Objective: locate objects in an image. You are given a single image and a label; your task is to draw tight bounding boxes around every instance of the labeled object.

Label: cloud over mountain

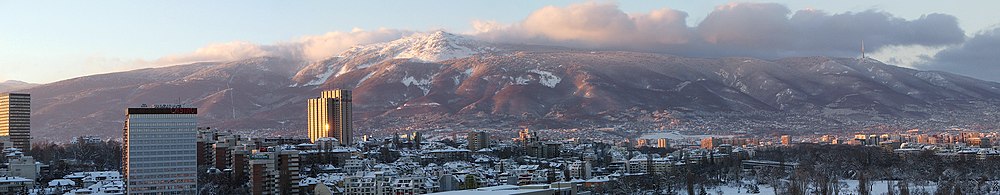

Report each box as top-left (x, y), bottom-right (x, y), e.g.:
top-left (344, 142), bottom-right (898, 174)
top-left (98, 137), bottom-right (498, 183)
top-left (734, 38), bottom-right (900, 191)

top-left (83, 2), bottom-right (983, 83)
top-left (473, 2), bottom-right (691, 49)
top-left (918, 26), bottom-right (1000, 82)
top-left (152, 28), bottom-right (413, 66)
top-left (296, 28), bottom-right (413, 61)
top-left (472, 2), bottom-right (965, 59)
top-left (155, 41), bottom-right (276, 65)
top-left (142, 2), bottom-right (968, 66)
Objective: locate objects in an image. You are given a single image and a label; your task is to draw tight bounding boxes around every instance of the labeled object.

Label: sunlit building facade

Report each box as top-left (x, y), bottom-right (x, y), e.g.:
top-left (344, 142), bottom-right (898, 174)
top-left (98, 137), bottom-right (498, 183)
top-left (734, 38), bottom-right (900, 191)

top-left (307, 89), bottom-right (352, 145)
top-left (0, 93), bottom-right (30, 151)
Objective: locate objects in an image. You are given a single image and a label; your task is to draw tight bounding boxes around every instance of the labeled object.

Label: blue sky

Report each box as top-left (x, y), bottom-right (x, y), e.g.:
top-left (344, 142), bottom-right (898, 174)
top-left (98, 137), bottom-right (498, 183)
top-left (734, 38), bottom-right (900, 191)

top-left (2, 1), bottom-right (999, 83)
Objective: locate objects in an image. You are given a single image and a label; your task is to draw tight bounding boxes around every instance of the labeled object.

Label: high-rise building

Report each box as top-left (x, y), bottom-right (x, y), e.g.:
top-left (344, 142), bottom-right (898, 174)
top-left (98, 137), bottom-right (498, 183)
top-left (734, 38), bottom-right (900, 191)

top-left (781, 135), bottom-right (792, 146)
top-left (567, 160), bottom-right (592, 179)
top-left (468, 131), bottom-right (489, 151)
top-left (0, 93), bottom-right (30, 150)
top-left (518, 128), bottom-right (536, 142)
top-left (411, 131), bottom-right (423, 149)
top-left (249, 149), bottom-right (301, 195)
top-left (636, 139), bottom-right (649, 147)
top-left (820, 135), bottom-right (836, 143)
top-left (308, 89), bottom-right (352, 145)
top-left (657, 138), bottom-right (670, 148)
top-left (123, 106), bottom-right (198, 194)
top-left (701, 137), bottom-right (720, 149)
top-left (542, 141), bottom-right (562, 158)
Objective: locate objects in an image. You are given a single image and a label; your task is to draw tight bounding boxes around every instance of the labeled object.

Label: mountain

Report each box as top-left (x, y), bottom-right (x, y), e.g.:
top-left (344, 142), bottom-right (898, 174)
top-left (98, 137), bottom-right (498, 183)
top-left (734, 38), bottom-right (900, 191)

top-left (25, 31), bottom-right (1000, 141)
top-left (0, 80), bottom-right (39, 93)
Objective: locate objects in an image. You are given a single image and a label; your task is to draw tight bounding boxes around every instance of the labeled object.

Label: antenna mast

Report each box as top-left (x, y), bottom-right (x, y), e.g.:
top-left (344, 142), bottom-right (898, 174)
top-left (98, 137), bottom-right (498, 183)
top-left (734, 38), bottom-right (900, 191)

top-left (861, 40), bottom-right (865, 59)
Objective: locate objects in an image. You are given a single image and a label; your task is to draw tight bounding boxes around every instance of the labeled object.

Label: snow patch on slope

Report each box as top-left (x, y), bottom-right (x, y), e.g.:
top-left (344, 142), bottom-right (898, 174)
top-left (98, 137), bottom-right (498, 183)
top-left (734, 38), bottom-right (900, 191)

top-left (356, 62), bottom-right (376, 69)
top-left (452, 68), bottom-right (475, 86)
top-left (303, 65), bottom-right (339, 86)
top-left (528, 69), bottom-right (561, 88)
top-left (915, 72), bottom-right (952, 87)
top-left (401, 75), bottom-right (433, 95)
top-left (674, 81), bottom-right (692, 91)
top-left (514, 76), bottom-right (531, 85)
top-left (357, 71), bottom-right (376, 87)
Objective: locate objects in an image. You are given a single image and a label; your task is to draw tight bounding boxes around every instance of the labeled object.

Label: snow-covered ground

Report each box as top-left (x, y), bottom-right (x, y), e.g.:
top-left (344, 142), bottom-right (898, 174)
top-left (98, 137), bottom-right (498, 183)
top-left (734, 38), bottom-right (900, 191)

top-left (680, 180), bottom-right (938, 195)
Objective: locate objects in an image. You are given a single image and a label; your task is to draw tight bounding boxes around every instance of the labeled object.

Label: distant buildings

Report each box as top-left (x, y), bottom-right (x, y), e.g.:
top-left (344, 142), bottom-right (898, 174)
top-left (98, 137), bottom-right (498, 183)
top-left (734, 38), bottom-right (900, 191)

top-left (0, 176), bottom-right (33, 194)
top-left (308, 89), bottom-right (353, 145)
top-left (57, 171), bottom-right (124, 194)
top-left (781, 135), bottom-right (791, 146)
top-left (700, 137), bottom-right (719, 149)
top-left (656, 138), bottom-right (669, 148)
top-left (518, 128), bottom-right (537, 143)
top-left (567, 161), bottom-right (592, 179)
top-left (249, 149), bottom-right (301, 195)
top-left (468, 131), bottom-right (489, 151)
top-left (819, 135), bottom-right (838, 144)
top-left (411, 131), bottom-right (423, 149)
top-left (699, 137), bottom-right (758, 149)
top-left (123, 106), bottom-right (198, 194)
top-left (0, 93), bottom-right (30, 150)
top-left (636, 139), bottom-right (649, 147)
top-left (3, 150), bottom-right (45, 181)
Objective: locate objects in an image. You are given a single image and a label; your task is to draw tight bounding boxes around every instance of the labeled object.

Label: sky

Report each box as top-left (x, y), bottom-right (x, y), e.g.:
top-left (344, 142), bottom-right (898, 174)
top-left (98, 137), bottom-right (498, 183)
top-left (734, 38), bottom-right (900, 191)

top-left (2, 1), bottom-right (1000, 83)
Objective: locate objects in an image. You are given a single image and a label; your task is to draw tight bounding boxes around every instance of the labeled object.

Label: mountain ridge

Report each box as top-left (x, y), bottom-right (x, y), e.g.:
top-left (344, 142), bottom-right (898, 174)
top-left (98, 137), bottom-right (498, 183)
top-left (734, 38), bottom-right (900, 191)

top-left (0, 80), bottom-right (40, 93)
top-left (19, 31), bottom-right (1000, 141)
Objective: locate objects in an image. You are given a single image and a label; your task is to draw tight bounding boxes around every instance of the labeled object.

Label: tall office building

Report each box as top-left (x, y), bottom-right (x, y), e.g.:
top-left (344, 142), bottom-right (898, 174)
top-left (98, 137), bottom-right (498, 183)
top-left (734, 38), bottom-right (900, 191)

top-left (701, 137), bottom-right (720, 149)
top-left (781, 135), bottom-right (792, 146)
top-left (411, 131), bottom-right (423, 149)
top-left (656, 138), bottom-right (670, 148)
top-left (307, 89), bottom-right (352, 145)
top-left (123, 106), bottom-right (198, 194)
top-left (0, 93), bottom-right (30, 151)
top-left (467, 131), bottom-right (489, 151)
top-left (636, 139), bottom-right (649, 147)
top-left (249, 149), bottom-right (301, 195)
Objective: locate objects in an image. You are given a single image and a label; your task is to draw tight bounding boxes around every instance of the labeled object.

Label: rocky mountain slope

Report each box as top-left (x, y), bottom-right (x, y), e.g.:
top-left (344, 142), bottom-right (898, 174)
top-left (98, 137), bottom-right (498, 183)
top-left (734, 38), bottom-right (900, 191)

top-left (22, 31), bottom-right (1000, 141)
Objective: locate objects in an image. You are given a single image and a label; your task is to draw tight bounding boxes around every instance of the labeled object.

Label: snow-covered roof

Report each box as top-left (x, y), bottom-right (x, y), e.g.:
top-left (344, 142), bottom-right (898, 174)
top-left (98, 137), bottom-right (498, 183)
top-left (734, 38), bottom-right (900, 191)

top-left (48, 179), bottom-right (75, 186)
top-left (0, 176), bottom-right (32, 183)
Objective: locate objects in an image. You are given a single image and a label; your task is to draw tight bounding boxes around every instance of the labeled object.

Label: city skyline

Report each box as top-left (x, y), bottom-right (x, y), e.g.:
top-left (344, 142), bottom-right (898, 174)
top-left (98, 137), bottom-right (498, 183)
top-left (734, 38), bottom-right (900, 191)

top-left (2, 1), bottom-right (1000, 194)
top-left (3, 1), bottom-right (1000, 83)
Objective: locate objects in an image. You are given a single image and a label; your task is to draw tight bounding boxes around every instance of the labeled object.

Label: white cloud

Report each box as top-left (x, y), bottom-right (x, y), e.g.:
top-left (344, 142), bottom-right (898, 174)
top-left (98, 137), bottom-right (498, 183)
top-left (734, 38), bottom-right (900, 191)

top-left (473, 2), bottom-right (690, 49)
top-left (154, 41), bottom-right (272, 65)
top-left (297, 28), bottom-right (412, 61)
top-left (76, 2), bottom-right (978, 82)
top-left (918, 26), bottom-right (1000, 81)
top-left (471, 2), bottom-right (965, 59)
top-left (145, 28), bottom-right (413, 67)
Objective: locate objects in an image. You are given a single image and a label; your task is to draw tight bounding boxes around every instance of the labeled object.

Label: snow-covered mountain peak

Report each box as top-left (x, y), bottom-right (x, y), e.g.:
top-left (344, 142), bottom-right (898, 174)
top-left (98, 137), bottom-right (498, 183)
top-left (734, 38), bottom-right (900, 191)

top-left (343, 30), bottom-right (500, 62)
top-left (293, 31), bottom-right (503, 87)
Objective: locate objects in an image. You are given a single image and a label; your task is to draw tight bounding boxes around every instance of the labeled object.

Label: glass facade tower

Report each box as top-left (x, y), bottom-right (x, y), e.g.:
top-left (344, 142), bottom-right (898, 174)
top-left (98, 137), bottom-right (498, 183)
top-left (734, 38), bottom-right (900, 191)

top-left (123, 106), bottom-right (198, 194)
top-left (307, 89), bottom-right (352, 145)
top-left (0, 93), bottom-right (30, 151)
